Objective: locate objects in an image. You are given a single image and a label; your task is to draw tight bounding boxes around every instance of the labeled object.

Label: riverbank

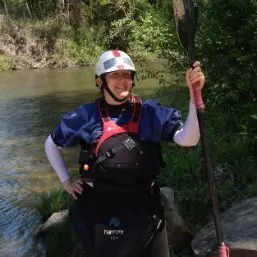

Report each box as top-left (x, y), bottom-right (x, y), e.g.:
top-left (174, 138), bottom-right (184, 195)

top-left (0, 13), bottom-right (169, 71)
top-left (0, 16), bottom-right (100, 71)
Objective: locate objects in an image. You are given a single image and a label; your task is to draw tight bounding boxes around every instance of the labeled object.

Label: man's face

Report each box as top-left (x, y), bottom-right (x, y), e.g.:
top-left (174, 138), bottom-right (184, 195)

top-left (105, 70), bottom-right (133, 100)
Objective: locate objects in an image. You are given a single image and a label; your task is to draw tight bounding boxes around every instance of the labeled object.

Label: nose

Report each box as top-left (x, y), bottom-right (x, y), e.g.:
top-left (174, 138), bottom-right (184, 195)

top-left (116, 76), bottom-right (131, 83)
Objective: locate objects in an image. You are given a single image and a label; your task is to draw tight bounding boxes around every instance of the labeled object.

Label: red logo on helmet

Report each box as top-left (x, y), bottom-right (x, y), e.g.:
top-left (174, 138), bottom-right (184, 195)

top-left (112, 50), bottom-right (121, 57)
top-left (117, 65), bottom-right (124, 70)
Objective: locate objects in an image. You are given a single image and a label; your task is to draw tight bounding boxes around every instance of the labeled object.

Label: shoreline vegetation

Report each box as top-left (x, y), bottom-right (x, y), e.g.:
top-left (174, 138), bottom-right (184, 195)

top-left (0, 16), bottom-right (102, 71)
top-left (0, 1), bottom-right (177, 71)
top-left (2, 1), bottom-right (256, 256)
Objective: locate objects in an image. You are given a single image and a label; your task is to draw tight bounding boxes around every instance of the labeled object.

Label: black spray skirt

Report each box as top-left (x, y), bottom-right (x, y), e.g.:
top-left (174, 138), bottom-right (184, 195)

top-left (69, 182), bottom-right (164, 257)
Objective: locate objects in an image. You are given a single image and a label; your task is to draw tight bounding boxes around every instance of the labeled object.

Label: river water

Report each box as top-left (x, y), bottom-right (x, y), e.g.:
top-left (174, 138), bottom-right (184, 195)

top-left (0, 65), bottom-right (162, 257)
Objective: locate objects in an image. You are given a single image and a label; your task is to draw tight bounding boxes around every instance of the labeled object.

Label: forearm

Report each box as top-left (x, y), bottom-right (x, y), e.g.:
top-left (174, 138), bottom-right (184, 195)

top-left (173, 102), bottom-right (200, 146)
top-left (44, 134), bottom-right (70, 182)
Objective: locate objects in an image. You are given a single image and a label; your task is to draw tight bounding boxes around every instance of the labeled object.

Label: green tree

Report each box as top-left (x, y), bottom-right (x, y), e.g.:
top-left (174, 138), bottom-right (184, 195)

top-left (199, 0), bottom-right (257, 106)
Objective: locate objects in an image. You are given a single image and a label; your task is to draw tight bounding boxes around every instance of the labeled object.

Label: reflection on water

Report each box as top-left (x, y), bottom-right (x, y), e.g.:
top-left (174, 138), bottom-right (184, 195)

top-left (0, 65), bottom-right (162, 256)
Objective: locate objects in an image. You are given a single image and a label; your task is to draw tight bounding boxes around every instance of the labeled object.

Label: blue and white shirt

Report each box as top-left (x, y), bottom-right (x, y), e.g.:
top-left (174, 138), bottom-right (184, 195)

top-left (52, 99), bottom-right (182, 147)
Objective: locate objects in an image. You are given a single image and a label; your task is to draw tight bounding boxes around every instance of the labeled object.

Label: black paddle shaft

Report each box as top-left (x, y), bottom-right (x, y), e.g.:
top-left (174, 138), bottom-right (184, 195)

top-left (172, 0), bottom-right (224, 244)
top-left (196, 109), bottom-right (224, 244)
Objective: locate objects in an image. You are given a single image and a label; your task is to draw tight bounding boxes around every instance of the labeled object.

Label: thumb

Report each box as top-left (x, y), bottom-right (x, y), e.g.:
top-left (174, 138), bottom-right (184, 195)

top-left (186, 68), bottom-right (192, 80)
top-left (192, 61), bottom-right (201, 68)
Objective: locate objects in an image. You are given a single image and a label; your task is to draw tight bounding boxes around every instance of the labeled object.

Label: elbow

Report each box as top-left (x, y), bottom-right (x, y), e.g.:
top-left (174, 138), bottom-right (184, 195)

top-left (188, 141), bottom-right (199, 147)
top-left (188, 133), bottom-right (200, 146)
top-left (180, 134), bottom-right (200, 147)
top-left (182, 141), bottom-right (199, 147)
top-left (186, 127), bottom-right (200, 146)
top-left (190, 134), bottom-right (200, 146)
top-left (173, 128), bottom-right (200, 147)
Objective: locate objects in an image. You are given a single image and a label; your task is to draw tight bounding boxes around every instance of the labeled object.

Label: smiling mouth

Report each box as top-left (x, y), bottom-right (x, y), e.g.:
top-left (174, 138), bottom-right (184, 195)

top-left (115, 87), bottom-right (128, 91)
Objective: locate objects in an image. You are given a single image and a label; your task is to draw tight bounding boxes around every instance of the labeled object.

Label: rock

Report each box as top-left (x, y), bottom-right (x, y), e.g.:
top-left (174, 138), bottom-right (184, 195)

top-left (191, 197), bottom-right (257, 257)
top-left (160, 187), bottom-right (192, 247)
top-left (34, 210), bottom-right (68, 237)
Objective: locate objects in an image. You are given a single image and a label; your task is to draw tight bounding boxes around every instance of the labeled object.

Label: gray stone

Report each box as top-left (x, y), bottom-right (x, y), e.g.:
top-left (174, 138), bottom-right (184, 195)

top-left (191, 197), bottom-right (257, 257)
top-left (160, 187), bottom-right (192, 247)
top-left (34, 210), bottom-right (68, 237)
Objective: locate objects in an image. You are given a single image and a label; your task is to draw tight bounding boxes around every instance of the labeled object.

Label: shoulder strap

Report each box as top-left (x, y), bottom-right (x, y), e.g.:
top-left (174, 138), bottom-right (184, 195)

top-left (127, 95), bottom-right (142, 133)
top-left (98, 97), bottom-right (110, 122)
top-left (95, 96), bottom-right (143, 155)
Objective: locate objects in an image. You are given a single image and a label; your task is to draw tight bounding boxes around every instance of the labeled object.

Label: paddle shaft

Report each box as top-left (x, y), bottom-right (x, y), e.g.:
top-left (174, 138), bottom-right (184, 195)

top-left (186, 0), bottom-right (225, 244)
top-left (195, 102), bottom-right (224, 244)
top-left (173, 0), bottom-right (226, 245)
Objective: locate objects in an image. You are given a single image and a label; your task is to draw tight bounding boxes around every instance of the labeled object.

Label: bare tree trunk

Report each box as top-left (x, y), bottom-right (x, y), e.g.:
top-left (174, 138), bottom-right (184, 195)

top-left (25, 1), bottom-right (32, 19)
top-left (2, 0), bottom-right (9, 17)
top-left (57, 0), bottom-right (65, 12)
top-left (38, 1), bottom-right (43, 18)
top-left (70, 0), bottom-right (80, 30)
top-left (67, 0), bottom-right (70, 22)
top-left (55, 0), bottom-right (65, 25)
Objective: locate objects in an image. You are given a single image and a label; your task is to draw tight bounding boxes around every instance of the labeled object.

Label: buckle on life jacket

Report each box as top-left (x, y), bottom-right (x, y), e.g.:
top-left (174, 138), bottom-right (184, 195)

top-left (94, 148), bottom-right (117, 166)
top-left (106, 148), bottom-right (116, 158)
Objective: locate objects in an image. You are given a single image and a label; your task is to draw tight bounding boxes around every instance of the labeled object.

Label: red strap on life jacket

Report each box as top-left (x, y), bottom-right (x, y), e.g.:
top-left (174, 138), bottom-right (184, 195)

top-left (95, 96), bottom-right (142, 155)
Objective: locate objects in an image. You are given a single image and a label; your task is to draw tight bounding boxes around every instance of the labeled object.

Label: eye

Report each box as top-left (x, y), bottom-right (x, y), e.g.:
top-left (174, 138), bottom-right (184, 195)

top-left (110, 73), bottom-right (119, 79)
top-left (114, 74), bottom-right (120, 79)
top-left (124, 73), bottom-right (131, 79)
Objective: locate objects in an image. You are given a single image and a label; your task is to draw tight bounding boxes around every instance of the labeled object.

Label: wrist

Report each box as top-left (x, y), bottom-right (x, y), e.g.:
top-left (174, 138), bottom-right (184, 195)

top-left (62, 178), bottom-right (72, 186)
top-left (189, 90), bottom-right (195, 104)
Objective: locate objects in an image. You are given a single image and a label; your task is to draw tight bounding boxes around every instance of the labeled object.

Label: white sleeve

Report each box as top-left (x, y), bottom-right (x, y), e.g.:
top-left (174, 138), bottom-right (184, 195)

top-left (44, 134), bottom-right (70, 182)
top-left (173, 102), bottom-right (200, 146)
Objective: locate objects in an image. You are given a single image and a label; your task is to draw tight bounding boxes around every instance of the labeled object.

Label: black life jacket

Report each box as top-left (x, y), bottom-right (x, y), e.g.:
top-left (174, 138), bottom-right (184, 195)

top-left (79, 95), bottom-right (165, 187)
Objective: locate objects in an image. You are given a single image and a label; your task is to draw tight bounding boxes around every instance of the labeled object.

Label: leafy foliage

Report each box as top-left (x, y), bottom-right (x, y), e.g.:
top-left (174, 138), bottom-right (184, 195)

top-left (1, 0), bottom-right (181, 59)
top-left (197, 1), bottom-right (257, 195)
top-left (199, 0), bottom-right (257, 107)
top-left (0, 54), bottom-right (13, 71)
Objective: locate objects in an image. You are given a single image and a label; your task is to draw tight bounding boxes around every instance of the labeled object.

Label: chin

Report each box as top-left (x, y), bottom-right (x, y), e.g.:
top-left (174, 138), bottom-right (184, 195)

top-left (116, 92), bottom-right (130, 99)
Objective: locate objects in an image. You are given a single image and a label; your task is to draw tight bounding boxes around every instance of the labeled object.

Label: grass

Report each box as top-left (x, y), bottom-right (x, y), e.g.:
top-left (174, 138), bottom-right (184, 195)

top-left (35, 185), bottom-right (76, 257)
top-left (36, 187), bottom-right (72, 221)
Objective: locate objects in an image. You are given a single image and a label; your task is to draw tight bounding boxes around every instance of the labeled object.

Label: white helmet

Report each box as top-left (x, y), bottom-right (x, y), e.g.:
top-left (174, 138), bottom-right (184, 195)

top-left (95, 50), bottom-right (136, 77)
